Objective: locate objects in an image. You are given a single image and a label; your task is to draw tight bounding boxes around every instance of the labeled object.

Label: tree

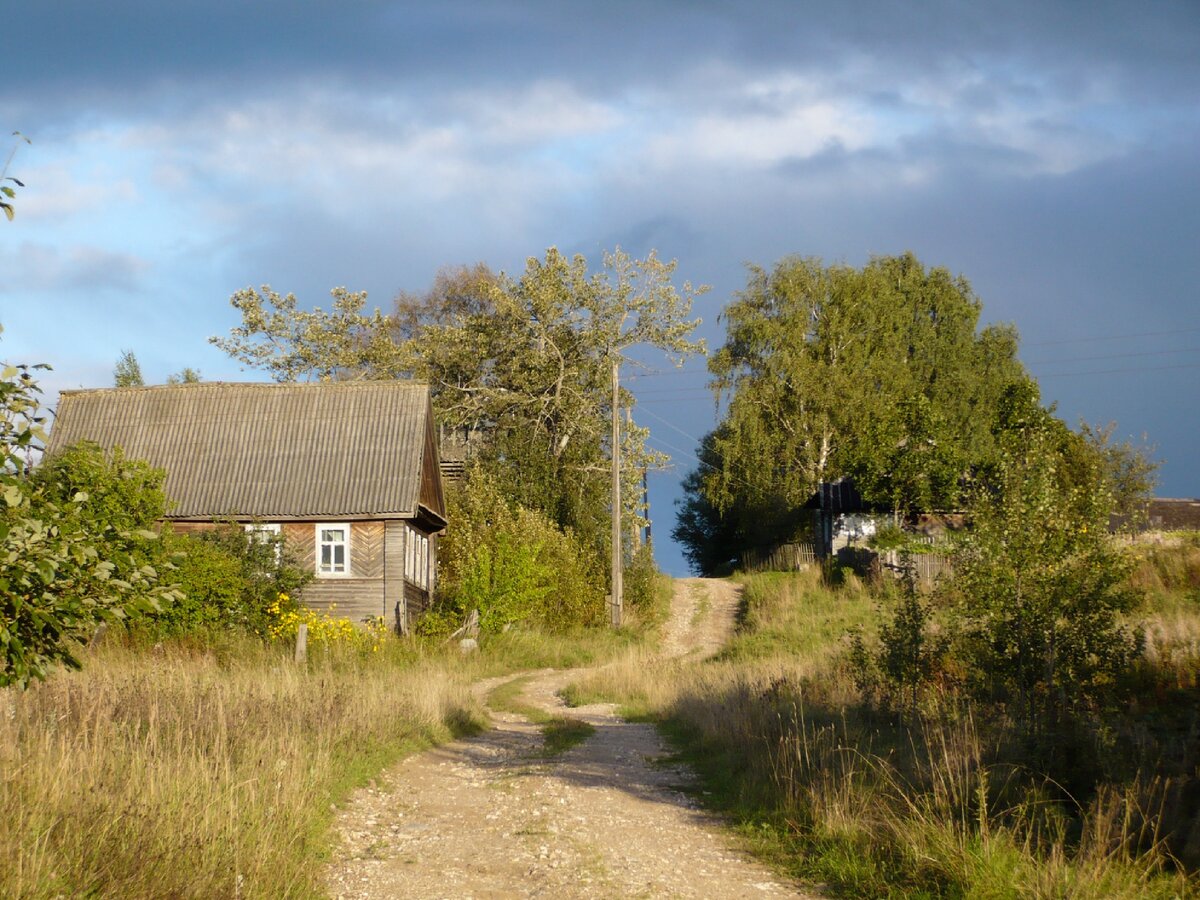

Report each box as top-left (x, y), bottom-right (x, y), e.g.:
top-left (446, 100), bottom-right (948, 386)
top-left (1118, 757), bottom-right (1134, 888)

top-left (167, 367), bottom-right (202, 385)
top-left (212, 248), bottom-right (707, 558)
top-left (671, 431), bottom-right (740, 575)
top-left (690, 253), bottom-right (1030, 559)
top-left (1078, 420), bottom-right (1157, 527)
top-left (113, 349), bottom-right (144, 387)
top-left (399, 248), bottom-right (706, 549)
top-left (951, 384), bottom-right (1140, 736)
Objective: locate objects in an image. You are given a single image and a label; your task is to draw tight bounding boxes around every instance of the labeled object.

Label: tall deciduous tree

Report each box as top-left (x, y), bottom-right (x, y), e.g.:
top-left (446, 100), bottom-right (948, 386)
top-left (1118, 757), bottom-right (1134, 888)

top-left (211, 248), bottom-right (706, 554)
top-left (695, 253), bottom-right (1029, 552)
top-left (398, 248), bottom-right (706, 549)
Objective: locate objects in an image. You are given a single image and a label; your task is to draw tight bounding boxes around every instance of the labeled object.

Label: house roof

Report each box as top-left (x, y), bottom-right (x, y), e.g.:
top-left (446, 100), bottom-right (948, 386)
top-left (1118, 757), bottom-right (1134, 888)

top-left (46, 381), bottom-right (444, 522)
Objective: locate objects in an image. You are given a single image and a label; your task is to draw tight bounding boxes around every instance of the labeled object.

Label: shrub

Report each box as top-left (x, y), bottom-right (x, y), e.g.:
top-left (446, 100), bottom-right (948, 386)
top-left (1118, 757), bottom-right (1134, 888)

top-left (951, 407), bottom-right (1140, 739)
top-left (150, 524), bottom-right (312, 637)
top-left (624, 541), bottom-right (659, 611)
top-left (266, 595), bottom-right (389, 653)
top-left (430, 468), bottom-right (604, 634)
top-left (1, 381), bottom-right (180, 687)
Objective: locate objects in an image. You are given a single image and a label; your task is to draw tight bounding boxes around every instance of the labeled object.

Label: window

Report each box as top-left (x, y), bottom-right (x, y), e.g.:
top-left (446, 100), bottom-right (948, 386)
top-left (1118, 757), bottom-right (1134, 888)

top-left (405, 525), bottom-right (430, 590)
top-left (316, 523), bottom-right (350, 576)
top-left (244, 523), bottom-right (282, 563)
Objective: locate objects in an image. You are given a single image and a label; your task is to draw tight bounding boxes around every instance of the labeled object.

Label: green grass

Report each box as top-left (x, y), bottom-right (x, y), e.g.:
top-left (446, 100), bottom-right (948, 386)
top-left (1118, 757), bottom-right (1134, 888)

top-left (570, 565), bottom-right (1200, 899)
top-left (0, 618), bottom-right (639, 899)
top-left (486, 675), bottom-right (597, 757)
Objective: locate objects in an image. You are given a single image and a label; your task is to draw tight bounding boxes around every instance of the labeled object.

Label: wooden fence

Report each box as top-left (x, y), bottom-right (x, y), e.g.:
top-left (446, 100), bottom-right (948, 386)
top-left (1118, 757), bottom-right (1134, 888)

top-left (741, 542), bottom-right (818, 572)
top-left (740, 541), bottom-right (954, 585)
top-left (879, 550), bottom-right (954, 585)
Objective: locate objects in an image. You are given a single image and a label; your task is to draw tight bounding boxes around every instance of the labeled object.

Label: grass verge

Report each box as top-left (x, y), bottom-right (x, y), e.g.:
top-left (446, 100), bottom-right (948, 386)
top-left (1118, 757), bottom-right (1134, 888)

top-left (487, 675), bottom-right (597, 757)
top-left (568, 567), bottom-right (1200, 898)
top-left (0, 620), bottom-right (633, 899)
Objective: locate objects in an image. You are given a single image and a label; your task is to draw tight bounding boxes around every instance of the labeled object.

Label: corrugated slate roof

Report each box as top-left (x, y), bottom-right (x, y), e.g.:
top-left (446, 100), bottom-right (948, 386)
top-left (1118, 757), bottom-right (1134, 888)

top-left (46, 381), bottom-right (435, 520)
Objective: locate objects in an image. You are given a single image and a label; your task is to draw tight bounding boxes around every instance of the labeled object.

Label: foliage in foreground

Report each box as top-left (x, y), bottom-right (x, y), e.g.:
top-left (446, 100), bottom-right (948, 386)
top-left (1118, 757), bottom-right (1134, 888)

top-left (568, 566), bottom-right (1199, 898)
top-left (1, 371), bottom-right (181, 687)
top-left (0, 616), bottom-right (649, 899)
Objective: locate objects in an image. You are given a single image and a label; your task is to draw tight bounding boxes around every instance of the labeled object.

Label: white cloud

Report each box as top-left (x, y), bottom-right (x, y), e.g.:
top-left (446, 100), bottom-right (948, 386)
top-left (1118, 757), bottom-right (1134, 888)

top-left (0, 241), bottom-right (150, 293)
top-left (18, 161), bottom-right (140, 222)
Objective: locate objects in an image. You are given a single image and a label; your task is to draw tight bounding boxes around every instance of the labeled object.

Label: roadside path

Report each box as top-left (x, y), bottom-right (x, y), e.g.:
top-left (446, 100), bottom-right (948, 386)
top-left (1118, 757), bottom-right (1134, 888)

top-left (325, 579), bottom-right (817, 899)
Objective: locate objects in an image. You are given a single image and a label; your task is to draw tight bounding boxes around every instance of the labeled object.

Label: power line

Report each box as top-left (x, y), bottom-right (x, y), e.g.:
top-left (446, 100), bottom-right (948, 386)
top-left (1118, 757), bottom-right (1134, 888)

top-left (1038, 361), bottom-right (1200, 379)
top-left (1025, 326), bottom-right (1200, 347)
top-left (636, 404), bottom-right (706, 446)
top-left (636, 393), bottom-right (714, 404)
top-left (1025, 346), bottom-right (1200, 366)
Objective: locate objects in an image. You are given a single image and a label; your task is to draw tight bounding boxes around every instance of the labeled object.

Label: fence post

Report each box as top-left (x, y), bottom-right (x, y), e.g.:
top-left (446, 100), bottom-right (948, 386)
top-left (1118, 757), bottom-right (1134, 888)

top-left (294, 623), bottom-right (308, 664)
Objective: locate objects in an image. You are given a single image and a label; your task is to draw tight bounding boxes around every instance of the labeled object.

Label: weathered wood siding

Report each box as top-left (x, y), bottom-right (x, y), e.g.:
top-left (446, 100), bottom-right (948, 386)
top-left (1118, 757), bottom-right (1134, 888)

top-left (419, 413), bottom-right (446, 520)
top-left (165, 518), bottom-right (421, 626)
top-left (352, 522), bottom-right (384, 579)
top-left (286, 521), bottom-right (389, 621)
top-left (385, 521), bottom-right (408, 631)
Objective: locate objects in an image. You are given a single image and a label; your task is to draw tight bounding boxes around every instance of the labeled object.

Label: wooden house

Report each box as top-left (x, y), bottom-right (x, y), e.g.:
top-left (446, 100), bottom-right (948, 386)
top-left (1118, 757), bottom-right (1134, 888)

top-left (45, 381), bottom-right (447, 631)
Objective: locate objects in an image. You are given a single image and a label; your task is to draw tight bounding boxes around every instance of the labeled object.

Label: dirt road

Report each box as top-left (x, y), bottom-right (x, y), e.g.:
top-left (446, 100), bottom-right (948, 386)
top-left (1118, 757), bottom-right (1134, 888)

top-left (325, 579), bottom-right (815, 899)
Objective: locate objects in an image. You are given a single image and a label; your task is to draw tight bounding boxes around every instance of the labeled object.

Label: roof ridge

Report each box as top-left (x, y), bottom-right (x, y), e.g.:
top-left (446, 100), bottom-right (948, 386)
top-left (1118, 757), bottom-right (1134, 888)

top-left (59, 380), bottom-right (429, 395)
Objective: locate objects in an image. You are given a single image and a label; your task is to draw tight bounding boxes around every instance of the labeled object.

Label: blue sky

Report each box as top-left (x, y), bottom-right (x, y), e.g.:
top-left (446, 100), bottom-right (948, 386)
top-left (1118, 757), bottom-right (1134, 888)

top-left (3, 1), bottom-right (1198, 575)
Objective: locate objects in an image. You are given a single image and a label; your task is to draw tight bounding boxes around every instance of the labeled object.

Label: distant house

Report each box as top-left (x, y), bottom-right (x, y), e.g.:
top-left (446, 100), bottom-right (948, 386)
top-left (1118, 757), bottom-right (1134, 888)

top-left (45, 381), bottom-right (447, 632)
top-left (812, 478), bottom-right (881, 558)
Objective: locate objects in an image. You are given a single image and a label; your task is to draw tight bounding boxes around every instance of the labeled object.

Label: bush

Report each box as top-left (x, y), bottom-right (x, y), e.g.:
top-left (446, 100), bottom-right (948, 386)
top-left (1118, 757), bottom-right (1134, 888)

top-left (1, 387), bottom-right (181, 687)
top-left (266, 597), bottom-right (389, 653)
top-left (950, 406), bottom-right (1140, 740)
top-left (150, 524), bottom-right (312, 637)
top-left (429, 468), bottom-right (605, 634)
top-left (624, 541), bottom-right (659, 611)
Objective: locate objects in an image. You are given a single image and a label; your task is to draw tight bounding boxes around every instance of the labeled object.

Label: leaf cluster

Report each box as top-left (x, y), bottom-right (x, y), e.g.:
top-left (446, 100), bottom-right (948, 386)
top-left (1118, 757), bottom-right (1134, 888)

top-left (427, 467), bottom-right (605, 635)
top-left (1, 382), bottom-right (182, 686)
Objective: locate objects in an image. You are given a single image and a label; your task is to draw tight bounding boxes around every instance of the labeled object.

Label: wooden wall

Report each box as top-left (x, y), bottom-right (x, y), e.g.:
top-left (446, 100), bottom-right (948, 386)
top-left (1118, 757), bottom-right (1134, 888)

top-left (168, 519), bottom-right (413, 626)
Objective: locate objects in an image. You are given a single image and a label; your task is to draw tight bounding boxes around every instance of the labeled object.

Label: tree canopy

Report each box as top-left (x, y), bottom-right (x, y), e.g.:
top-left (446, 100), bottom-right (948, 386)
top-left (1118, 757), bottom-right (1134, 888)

top-left (678, 253), bottom-right (1033, 570)
top-left (213, 247), bottom-right (706, 560)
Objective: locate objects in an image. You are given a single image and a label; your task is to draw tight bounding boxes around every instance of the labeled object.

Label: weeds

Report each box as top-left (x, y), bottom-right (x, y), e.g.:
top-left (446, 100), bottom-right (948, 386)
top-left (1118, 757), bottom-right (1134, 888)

top-left (0, 620), bottom-right (636, 899)
top-left (571, 568), bottom-right (1199, 898)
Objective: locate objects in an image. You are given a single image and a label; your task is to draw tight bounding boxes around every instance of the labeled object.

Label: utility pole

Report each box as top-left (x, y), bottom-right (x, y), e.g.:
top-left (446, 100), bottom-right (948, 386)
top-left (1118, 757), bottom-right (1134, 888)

top-left (627, 407), bottom-right (642, 552)
top-left (643, 467), bottom-right (651, 547)
top-left (610, 356), bottom-right (623, 627)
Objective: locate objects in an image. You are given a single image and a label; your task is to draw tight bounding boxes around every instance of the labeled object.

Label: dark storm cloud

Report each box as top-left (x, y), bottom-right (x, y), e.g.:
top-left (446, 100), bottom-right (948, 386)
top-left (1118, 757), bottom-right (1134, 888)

top-left (8, 0), bottom-right (1198, 128)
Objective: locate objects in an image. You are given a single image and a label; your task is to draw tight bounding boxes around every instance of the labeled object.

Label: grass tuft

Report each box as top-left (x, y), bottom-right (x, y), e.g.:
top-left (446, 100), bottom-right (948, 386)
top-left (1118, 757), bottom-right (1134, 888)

top-left (570, 569), bottom-right (1200, 898)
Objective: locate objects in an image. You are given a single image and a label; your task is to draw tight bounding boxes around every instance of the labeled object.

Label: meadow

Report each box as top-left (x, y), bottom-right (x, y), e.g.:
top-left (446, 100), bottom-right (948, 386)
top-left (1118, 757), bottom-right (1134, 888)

top-left (566, 537), bottom-right (1200, 898)
top-left (0, 625), bottom-right (643, 899)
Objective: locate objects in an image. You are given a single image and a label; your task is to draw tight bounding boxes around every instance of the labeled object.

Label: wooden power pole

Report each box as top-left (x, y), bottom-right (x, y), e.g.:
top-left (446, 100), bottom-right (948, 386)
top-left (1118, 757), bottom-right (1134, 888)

top-left (610, 356), bottom-right (623, 627)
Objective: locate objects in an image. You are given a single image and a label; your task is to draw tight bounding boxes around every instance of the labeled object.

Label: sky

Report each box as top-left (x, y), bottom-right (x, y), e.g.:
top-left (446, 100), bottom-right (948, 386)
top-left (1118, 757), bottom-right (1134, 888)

top-left (2, 1), bottom-right (1198, 576)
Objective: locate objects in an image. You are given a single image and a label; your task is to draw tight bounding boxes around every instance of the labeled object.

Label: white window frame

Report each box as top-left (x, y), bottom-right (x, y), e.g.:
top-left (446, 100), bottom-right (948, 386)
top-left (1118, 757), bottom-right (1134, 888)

top-left (244, 522), bottom-right (282, 563)
top-left (405, 524), bottom-right (430, 590)
top-left (316, 523), bottom-right (351, 577)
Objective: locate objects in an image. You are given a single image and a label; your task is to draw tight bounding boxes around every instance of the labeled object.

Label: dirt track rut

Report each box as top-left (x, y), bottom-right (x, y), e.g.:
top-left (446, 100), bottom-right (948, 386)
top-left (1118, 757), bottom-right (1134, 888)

top-left (325, 578), bottom-right (817, 899)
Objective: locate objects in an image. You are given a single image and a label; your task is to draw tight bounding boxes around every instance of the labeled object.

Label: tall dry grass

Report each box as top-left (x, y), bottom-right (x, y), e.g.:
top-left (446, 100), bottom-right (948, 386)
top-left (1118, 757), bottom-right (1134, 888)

top-left (567, 567), bottom-right (1199, 897)
top-left (0, 635), bottom-right (485, 899)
